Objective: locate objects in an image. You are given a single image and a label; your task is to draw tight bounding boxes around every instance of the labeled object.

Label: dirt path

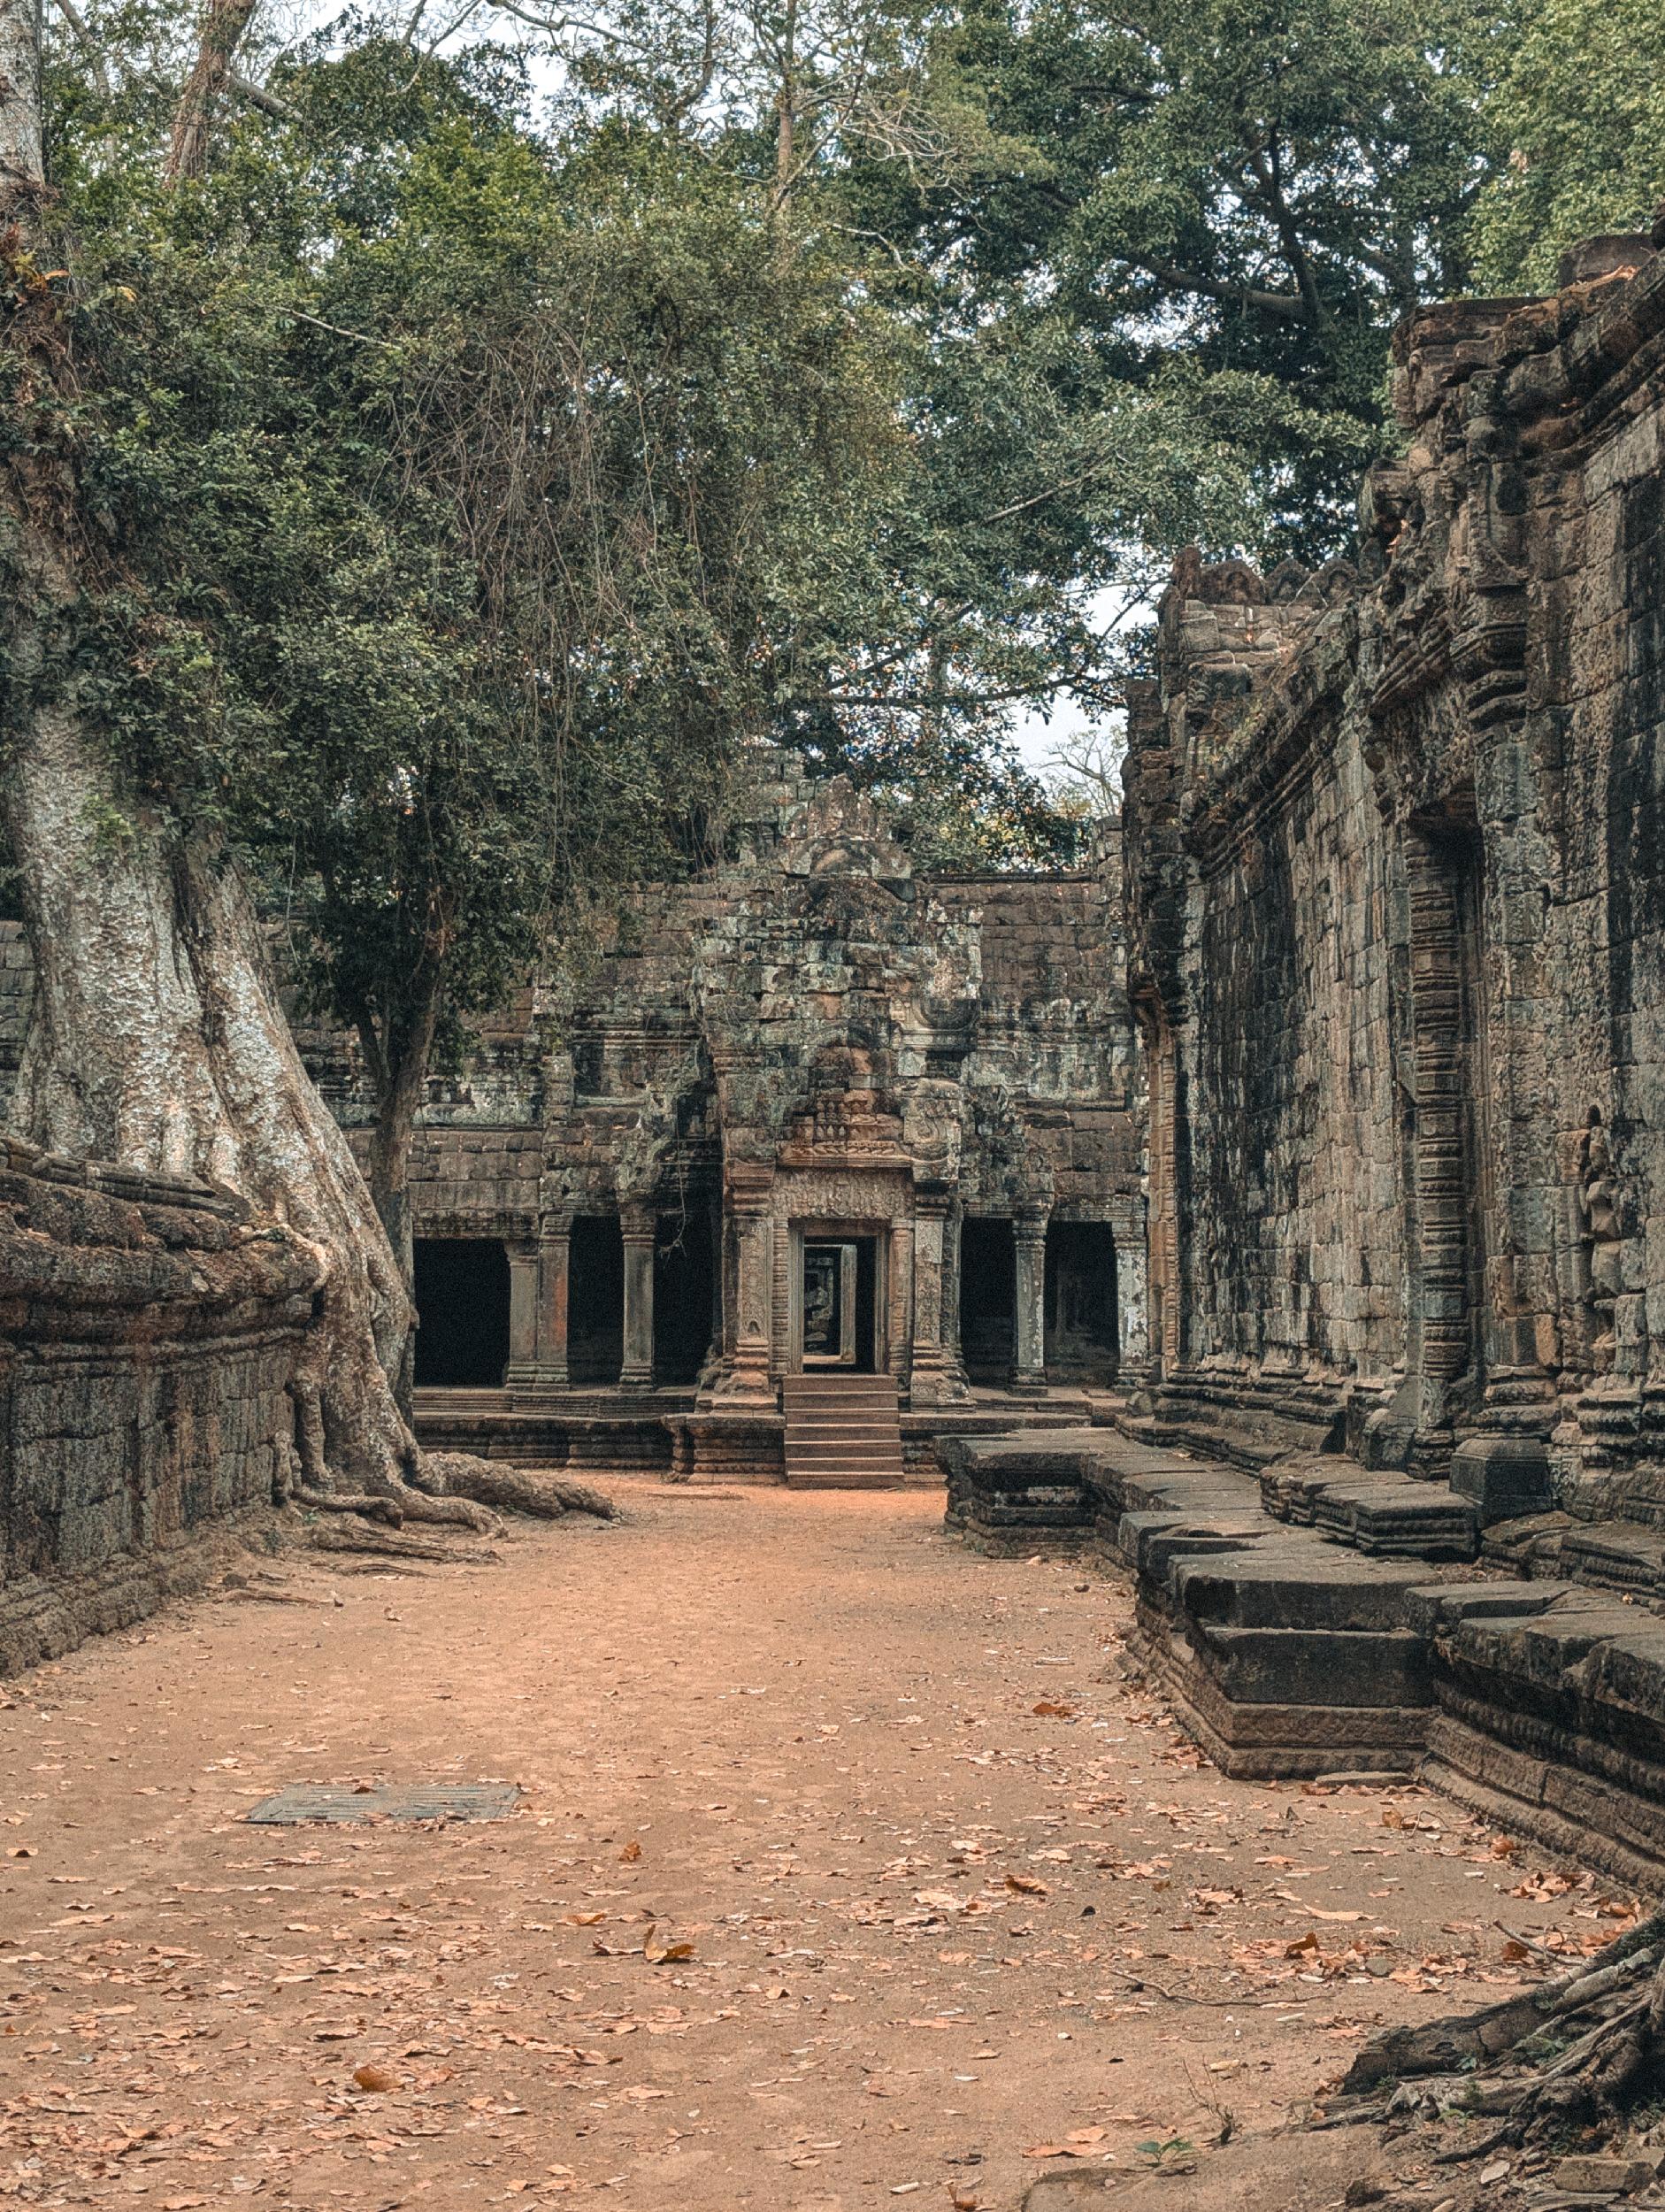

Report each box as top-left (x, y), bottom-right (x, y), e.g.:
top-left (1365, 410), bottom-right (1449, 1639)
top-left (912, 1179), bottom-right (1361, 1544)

top-left (0, 1485), bottom-right (1639, 2209)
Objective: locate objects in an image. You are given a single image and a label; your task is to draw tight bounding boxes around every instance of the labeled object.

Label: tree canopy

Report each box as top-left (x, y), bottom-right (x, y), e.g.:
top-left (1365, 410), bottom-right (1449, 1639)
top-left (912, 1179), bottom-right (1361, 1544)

top-left (14, 0), bottom-right (1662, 1164)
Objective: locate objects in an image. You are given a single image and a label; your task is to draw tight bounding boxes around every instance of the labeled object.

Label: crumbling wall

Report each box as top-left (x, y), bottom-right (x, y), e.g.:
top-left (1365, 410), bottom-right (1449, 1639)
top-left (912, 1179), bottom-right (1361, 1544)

top-left (0, 1138), bottom-right (318, 1671)
top-left (1124, 225), bottom-right (1665, 1504)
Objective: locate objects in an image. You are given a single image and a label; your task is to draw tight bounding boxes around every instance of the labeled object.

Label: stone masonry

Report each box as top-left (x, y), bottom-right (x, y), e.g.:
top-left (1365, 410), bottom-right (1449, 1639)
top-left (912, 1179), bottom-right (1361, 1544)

top-left (946, 223), bottom-right (1665, 1884)
top-left (0, 1139), bottom-right (318, 1672)
top-left (301, 751), bottom-right (1146, 1482)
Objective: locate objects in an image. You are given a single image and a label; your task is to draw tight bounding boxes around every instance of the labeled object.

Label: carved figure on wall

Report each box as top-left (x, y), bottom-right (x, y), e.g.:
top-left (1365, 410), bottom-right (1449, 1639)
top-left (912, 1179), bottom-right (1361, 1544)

top-left (1578, 1111), bottom-right (1627, 1375)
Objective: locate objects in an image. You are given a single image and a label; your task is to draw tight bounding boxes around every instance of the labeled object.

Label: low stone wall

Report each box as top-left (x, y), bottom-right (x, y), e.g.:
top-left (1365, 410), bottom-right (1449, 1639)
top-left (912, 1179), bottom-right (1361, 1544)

top-left (945, 1423), bottom-right (1665, 1885)
top-left (0, 1138), bottom-right (318, 1672)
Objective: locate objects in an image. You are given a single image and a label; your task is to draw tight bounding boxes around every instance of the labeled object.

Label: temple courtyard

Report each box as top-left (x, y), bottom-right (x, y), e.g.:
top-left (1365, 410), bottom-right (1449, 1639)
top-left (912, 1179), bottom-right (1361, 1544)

top-left (0, 1485), bottom-right (1642, 2211)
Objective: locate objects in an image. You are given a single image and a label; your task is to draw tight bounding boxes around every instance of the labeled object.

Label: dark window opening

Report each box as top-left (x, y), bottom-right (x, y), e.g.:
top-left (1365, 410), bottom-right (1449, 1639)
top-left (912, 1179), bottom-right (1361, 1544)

top-left (1045, 1222), bottom-right (1118, 1382)
top-left (960, 1218), bottom-right (1016, 1386)
top-left (655, 1209), bottom-right (717, 1386)
top-left (570, 1215), bottom-right (625, 1385)
top-left (413, 1239), bottom-right (510, 1387)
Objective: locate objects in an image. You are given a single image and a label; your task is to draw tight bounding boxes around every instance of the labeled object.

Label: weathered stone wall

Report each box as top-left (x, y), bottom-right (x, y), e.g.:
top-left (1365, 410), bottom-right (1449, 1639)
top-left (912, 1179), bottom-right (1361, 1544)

top-left (0, 1138), bottom-right (318, 1671)
top-left (293, 759), bottom-right (1147, 1421)
top-left (1124, 226), bottom-right (1665, 1506)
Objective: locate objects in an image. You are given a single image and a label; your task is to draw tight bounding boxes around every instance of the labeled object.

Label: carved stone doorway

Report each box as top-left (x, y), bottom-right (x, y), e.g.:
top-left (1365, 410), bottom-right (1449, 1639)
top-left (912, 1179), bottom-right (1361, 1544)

top-left (792, 1228), bottom-right (881, 1373)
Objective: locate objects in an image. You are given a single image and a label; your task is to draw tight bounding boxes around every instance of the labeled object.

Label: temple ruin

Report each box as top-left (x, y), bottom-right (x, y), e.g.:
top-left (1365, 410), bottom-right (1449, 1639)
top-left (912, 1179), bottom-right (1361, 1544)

top-left (950, 226), bottom-right (1665, 1884)
top-left (10, 227), bottom-right (1665, 1887)
top-left (303, 753), bottom-right (1146, 1485)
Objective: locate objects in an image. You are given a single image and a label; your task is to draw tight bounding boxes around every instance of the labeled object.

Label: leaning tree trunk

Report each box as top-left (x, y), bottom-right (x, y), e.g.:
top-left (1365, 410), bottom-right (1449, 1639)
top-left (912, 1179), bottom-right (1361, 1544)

top-left (0, 0), bottom-right (461, 1520)
top-left (0, 0), bottom-right (597, 1534)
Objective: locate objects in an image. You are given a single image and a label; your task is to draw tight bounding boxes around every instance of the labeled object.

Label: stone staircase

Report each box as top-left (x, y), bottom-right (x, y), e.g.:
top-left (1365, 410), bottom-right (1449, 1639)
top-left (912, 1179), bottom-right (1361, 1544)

top-left (781, 1373), bottom-right (906, 1487)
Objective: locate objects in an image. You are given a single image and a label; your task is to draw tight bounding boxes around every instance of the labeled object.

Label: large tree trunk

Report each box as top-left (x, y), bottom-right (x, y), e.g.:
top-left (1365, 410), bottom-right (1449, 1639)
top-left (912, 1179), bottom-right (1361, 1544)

top-left (0, 0), bottom-right (458, 1515)
top-left (362, 976), bottom-right (444, 1423)
top-left (1, 626), bottom-right (421, 1497)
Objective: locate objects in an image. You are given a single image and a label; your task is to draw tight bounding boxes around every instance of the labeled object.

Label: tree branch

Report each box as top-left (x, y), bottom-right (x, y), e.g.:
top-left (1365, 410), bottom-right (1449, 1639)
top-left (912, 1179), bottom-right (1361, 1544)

top-left (48, 0), bottom-right (111, 100)
top-left (1128, 254), bottom-right (1307, 320)
top-left (231, 70), bottom-right (295, 121)
top-left (165, 0), bottom-right (257, 185)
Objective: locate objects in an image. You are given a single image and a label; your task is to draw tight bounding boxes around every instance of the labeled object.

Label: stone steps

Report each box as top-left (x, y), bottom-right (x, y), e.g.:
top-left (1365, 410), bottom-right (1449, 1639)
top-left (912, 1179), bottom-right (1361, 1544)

top-left (939, 1419), bottom-right (1665, 1876)
top-left (781, 1374), bottom-right (905, 1487)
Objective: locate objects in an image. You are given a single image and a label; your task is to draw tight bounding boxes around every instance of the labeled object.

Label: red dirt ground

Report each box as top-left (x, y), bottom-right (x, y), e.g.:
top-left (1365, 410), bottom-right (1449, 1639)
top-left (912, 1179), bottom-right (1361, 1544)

top-left (0, 1483), bottom-right (1640, 2208)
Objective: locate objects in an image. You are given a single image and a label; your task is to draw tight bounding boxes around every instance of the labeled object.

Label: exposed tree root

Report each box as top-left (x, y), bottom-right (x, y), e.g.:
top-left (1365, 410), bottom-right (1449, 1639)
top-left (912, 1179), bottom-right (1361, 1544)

top-left (307, 1522), bottom-right (501, 1567)
top-left (391, 1484), bottom-right (502, 1537)
top-left (292, 1482), bottom-right (404, 1526)
top-left (417, 1450), bottom-right (616, 1521)
top-left (1332, 1908), bottom-right (1665, 2154)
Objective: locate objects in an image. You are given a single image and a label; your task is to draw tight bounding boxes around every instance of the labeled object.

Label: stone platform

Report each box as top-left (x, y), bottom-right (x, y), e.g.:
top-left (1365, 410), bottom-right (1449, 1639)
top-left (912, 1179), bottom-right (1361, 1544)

top-left (942, 1420), bottom-right (1665, 1885)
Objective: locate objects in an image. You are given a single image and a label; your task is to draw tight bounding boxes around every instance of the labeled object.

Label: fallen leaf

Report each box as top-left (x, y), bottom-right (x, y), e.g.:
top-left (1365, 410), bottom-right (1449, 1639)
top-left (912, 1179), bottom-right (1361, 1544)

top-left (642, 1924), bottom-right (694, 1964)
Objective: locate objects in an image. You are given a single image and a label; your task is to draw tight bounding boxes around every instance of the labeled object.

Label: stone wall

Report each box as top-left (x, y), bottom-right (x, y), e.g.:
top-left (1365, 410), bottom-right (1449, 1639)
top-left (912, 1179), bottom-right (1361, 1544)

top-left (1123, 224), bottom-right (1665, 1509)
top-left (0, 1138), bottom-right (318, 1671)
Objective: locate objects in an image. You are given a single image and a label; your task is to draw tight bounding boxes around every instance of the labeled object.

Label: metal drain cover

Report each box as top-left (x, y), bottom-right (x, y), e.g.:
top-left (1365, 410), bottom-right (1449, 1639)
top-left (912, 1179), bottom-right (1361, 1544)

top-left (246, 1782), bottom-right (521, 1825)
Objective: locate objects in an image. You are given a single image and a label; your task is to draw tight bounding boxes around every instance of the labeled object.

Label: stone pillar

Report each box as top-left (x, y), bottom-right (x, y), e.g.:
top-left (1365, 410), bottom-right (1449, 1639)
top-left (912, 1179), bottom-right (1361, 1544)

top-left (619, 1202), bottom-right (656, 1389)
top-left (706, 1164), bottom-right (777, 1406)
top-left (535, 1217), bottom-right (571, 1386)
top-left (1110, 1194), bottom-right (1150, 1383)
top-left (909, 1196), bottom-right (971, 1406)
top-left (942, 1204), bottom-right (964, 1375)
top-left (505, 1240), bottom-right (540, 1386)
top-left (1011, 1210), bottom-right (1049, 1397)
top-left (888, 1217), bottom-right (914, 1386)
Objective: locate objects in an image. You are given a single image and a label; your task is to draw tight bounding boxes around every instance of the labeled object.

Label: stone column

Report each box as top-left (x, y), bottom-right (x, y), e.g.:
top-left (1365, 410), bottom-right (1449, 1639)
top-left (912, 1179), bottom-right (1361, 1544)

top-left (942, 1204), bottom-right (964, 1375)
top-left (535, 1217), bottom-right (571, 1386)
top-left (705, 1164), bottom-right (777, 1405)
top-left (505, 1240), bottom-right (541, 1386)
top-left (1011, 1210), bottom-right (1049, 1397)
top-left (909, 1195), bottom-right (971, 1406)
top-left (619, 1202), bottom-right (656, 1389)
top-left (1116, 1223), bottom-right (1149, 1379)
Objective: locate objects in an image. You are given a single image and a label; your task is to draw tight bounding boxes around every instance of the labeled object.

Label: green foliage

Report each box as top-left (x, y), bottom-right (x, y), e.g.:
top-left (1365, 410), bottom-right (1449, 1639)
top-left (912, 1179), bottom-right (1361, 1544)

top-left (22, 0), bottom-right (1640, 938)
top-left (861, 0), bottom-right (1490, 555)
top-left (1466, 0), bottom-right (1665, 289)
top-left (27, 17), bottom-right (917, 1087)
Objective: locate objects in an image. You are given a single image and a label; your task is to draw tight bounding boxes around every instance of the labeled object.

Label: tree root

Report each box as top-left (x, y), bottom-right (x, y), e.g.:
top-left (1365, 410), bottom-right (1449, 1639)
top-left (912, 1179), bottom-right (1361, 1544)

top-left (293, 1482), bottom-right (403, 1526)
top-left (1335, 1909), bottom-right (1665, 2152)
top-left (308, 1522), bottom-right (500, 1566)
top-left (390, 1481), bottom-right (502, 1537)
top-left (416, 1449), bottom-right (616, 1521)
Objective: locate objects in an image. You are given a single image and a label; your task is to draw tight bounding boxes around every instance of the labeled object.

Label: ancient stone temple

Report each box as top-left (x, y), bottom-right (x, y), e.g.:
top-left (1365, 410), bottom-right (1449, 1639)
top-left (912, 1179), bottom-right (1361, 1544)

top-left (305, 752), bottom-right (1145, 1482)
top-left (948, 224), bottom-right (1665, 1885)
top-left (1121, 227), bottom-right (1665, 1515)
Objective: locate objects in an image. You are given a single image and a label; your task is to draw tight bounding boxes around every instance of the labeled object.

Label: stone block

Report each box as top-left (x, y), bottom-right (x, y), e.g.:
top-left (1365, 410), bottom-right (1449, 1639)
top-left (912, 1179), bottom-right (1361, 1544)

top-left (1450, 1437), bottom-right (1554, 1523)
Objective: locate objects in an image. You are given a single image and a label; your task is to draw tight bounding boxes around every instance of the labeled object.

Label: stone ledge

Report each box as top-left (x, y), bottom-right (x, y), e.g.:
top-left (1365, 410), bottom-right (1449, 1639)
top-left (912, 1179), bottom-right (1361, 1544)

top-left (945, 1418), bottom-right (1665, 1881)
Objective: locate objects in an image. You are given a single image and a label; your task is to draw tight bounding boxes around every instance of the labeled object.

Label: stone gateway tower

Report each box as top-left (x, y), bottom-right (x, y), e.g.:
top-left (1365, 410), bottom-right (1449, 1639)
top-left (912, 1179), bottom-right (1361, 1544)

top-left (301, 750), bottom-right (1146, 1484)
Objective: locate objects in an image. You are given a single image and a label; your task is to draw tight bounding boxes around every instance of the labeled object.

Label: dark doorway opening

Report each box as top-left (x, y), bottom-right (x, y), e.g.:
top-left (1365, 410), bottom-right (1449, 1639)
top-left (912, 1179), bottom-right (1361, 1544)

top-left (1046, 1222), bottom-right (1118, 1381)
top-left (656, 1209), bottom-right (717, 1386)
top-left (960, 1217), bottom-right (1016, 1385)
top-left (800, 1234), bottom-right (879, 1371)
top-left (413, 1238), bottom-right (510, 1387)
top-left (570, 1215), bottom-right (625, 1384)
